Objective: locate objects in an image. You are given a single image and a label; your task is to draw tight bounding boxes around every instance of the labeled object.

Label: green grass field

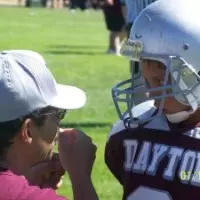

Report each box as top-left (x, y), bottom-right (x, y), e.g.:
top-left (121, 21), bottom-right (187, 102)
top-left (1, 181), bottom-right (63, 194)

top-left (0, 7), bottom-right (130, 199)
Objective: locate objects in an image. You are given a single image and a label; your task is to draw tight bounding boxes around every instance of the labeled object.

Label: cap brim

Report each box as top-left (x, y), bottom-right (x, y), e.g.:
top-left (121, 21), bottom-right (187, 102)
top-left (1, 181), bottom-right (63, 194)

top-left (50, 84), bottom-right (86, 110)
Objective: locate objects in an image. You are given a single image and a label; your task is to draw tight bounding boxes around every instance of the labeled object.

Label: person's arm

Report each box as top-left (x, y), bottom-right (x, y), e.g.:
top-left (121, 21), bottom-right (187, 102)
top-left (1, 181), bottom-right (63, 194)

top-left (70, 172), bottom-right (98, 200)
top-left (58, 129), bottom-right (99, 200)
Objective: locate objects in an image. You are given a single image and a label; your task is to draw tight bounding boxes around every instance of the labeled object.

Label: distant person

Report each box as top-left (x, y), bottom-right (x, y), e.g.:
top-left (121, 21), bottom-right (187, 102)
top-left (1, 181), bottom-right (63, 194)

top-left (51, 0), bottom-right (63, 8)
top-left (102, 0), bottom-right (126, 56)
top-left (69, 0), bottom-right (88, 12)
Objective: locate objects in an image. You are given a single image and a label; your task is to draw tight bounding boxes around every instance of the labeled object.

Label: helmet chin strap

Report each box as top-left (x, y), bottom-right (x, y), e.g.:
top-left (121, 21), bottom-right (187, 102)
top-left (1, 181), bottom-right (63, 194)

top-left (165, 110), bottom-right (194, 123)
top-left (165, 93), bottom-right (197, 124)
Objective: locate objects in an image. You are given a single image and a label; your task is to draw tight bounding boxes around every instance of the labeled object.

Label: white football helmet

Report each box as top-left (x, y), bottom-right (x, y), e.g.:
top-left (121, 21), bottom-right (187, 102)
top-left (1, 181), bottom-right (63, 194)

top-left (112, 0), bottom-right (200, 127)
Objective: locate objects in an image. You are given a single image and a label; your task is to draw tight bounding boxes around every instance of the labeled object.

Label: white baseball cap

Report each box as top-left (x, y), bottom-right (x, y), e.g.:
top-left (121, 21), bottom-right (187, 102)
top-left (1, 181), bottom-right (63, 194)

top-left (0, 50), bottom-right (86, 122)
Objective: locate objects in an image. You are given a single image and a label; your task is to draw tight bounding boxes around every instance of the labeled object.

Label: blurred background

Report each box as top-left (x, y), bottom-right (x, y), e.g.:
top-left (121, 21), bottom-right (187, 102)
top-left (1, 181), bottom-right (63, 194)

top-left (0, 1), bottom-right (130, 199)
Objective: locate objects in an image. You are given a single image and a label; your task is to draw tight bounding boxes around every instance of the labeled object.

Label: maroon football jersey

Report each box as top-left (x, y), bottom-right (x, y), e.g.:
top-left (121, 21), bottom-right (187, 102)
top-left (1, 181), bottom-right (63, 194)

top-left (105, 101), bottom-right (200, 200)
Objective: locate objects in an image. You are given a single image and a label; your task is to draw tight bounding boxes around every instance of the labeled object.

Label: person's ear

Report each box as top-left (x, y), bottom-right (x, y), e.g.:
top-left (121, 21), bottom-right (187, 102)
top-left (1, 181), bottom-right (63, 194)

top-left (19, 119), bottom-right (33, 144)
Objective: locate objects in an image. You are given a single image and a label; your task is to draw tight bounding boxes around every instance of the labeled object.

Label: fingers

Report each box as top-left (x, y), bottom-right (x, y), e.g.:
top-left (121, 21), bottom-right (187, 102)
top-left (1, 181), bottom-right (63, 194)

top-left (34, 155), bottom-right (64, 182)
top-left (31, 161), bottom-right (53, 175)
top-left (58, 128), bottom-right (93, 145)
top-left (43, 172), bottom-right (64, 189)
top-left (58, 128), bottom-right (97, 175)
top-left (58, 128), bottom-right (78, 144)
top-left (59, 128), bottom-right (96, 152)
top-left (42, 156), bottom-right (65, 189)
top-left (51, 153), bottom-right (65, 175)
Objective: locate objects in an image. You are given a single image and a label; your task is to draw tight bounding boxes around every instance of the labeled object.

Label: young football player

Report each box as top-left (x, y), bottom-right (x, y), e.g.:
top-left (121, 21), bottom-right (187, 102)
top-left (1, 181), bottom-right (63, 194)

top-left (105, 0), bottom-right (200, 199)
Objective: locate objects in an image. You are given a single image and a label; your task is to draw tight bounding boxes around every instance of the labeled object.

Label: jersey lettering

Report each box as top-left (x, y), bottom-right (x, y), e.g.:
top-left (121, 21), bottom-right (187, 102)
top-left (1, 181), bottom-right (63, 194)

top-left (124, 139), bottom-right (200, 187)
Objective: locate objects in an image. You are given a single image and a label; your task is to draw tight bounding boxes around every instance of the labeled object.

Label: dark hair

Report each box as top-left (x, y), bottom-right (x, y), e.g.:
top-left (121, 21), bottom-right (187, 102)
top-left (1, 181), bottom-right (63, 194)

top-left (0, 107), bottom-right (53, 160)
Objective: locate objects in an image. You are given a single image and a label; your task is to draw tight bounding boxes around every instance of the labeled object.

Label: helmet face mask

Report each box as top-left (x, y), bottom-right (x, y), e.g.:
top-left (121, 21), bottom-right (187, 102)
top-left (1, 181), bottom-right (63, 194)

top-left (113, 46), bottom-right (200, 126)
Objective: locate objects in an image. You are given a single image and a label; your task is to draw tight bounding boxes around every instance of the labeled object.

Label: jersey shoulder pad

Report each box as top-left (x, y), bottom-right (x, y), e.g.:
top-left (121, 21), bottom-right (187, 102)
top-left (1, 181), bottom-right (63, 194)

top-left (107, 100), bottom-right (155, 141)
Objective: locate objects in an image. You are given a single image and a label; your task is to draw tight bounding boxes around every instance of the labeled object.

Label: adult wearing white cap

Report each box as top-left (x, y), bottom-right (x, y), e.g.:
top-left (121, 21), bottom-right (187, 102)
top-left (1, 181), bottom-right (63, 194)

top-left (0, 50), bottom-right (98, 200)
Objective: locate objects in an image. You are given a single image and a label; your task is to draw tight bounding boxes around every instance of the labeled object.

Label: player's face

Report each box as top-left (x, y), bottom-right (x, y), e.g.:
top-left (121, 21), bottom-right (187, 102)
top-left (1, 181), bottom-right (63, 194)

top-left (141, 59), bottom-right (191, 114)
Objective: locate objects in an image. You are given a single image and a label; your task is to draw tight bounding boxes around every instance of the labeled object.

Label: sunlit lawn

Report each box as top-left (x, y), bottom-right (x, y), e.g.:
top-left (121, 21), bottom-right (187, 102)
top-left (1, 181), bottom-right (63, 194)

top-left (0, 7), bottom-right (130, 199)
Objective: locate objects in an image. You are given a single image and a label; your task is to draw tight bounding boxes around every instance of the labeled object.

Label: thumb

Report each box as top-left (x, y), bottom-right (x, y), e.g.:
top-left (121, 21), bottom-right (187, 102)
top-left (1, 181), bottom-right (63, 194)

top-left (42, 173), bottom-right (63, 189)
top-left (32, 161), bottom-right (57, 177)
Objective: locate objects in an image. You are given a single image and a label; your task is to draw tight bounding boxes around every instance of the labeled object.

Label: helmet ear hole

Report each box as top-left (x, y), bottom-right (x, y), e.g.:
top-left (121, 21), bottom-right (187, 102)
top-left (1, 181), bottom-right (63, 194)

top-left (183, 43), bottom-right (190, 51)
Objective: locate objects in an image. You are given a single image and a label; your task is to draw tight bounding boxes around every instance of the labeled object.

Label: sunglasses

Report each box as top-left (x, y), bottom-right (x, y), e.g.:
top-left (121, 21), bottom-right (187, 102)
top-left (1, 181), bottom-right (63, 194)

top-left (46, 109), bottom-right (67, 121)
top-left (21, 108), bottom-right (67, 122)
top-left (32, 109), bottom-right (67, 121)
